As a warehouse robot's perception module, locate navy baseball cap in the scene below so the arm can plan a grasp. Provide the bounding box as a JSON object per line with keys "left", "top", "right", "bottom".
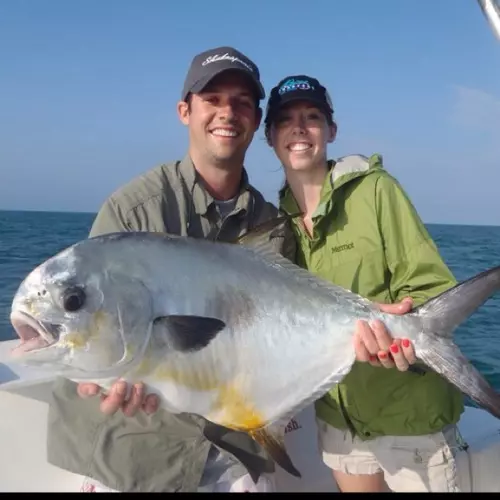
{"left": 265, "top": 75, "right": 334, "bottom": 125}
{"left": 181, "top": 46, "right": 265, "bottom": 102}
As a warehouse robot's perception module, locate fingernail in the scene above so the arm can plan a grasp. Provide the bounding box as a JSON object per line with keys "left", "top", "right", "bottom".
{"left": 378, "top": 352, "right": 387, "bottom": 359}
{"left": 369, "top": 355, "right": 377, "bottom": 362}
{"left": 390, "top": 344, "right": 399, "bottom": 354}
{"left": 402, "top": 339, "right": 410, "bottom": 348}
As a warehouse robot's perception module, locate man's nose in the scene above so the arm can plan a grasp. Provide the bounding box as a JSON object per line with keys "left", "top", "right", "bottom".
{"left": 218, "top": 98, "right": 239, "bottom": 120}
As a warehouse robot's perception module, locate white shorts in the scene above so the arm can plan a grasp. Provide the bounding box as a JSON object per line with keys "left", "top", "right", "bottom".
{"left": 316, "top": 418, "right": 465, "bottom": 492}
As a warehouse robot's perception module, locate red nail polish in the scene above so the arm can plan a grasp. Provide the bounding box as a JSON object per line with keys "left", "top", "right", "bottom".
{"left": 378, "top": 352, "right": 387, "bottom": 359}
{"left": 369, "top": 355, "right": 377, "bottom": 361}
{"left": 402, "top": 339, "right": 410, "bottom": 348}
{"left": 390, "top": 344, "right": 399, "bottom": 354}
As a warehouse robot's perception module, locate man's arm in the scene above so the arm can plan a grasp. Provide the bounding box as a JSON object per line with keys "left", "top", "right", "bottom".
{"left": 89, "top": 197, "right": 131, "bottom": 238}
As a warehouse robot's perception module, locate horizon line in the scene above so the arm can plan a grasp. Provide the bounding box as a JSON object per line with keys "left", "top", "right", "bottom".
{"left": 0, "top": 207, "right": 498, "bottom": 229}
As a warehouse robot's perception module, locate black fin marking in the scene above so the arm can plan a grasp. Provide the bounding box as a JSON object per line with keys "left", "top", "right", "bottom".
{"left": 154, "top": 315, "right": 225, "bottom": 352}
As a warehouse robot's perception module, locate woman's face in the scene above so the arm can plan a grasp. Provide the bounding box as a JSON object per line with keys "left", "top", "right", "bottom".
{"left": 268, "top": 100, "right": 336, "bottom": 173}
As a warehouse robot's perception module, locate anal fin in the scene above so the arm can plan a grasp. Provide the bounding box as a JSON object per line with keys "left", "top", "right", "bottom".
{"left": 202, "top": 422, "right": 275, "bottom": 485}
{"left": 249, "top": 424, "right": 301, "bottom": 478}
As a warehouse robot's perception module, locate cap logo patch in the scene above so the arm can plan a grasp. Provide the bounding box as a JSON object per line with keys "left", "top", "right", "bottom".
{"left": 202, "top": 53, "right": 254, "bottom": 72}
{"left": 278, "top": 78, "right": 314, "bottom": 95}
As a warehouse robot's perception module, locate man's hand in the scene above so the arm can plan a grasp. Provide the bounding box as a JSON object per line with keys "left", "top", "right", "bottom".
{"left": 77, "top": 379, "right": 160, "bottom": 416}
{"left": 353, "top": 297, "right": 417, "bottom": 372}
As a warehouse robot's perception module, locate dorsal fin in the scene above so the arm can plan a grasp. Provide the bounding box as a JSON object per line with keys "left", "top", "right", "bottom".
{"left": 233, "top": 215, "right": 371, "bottom": 307}
{"left": 232, "top": 212, "right": 301, "bottom": 254}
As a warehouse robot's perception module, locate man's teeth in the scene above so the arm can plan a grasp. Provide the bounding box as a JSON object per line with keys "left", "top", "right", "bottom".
{"left": 211, "top": 129, "right": 238, "bottom": 137}
{"left": 289, "top": 143, "right": 311, "bottom": 151}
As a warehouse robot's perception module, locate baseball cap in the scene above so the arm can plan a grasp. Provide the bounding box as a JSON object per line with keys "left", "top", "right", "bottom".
{"left": 265, "top": 75, "right": 334, "bottom": 125}
{"left": 181, "top": 46, "right": 265, "bottom": 102}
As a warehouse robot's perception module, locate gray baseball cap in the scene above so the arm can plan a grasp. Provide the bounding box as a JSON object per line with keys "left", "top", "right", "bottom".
{"left": 181, "top": 46, "right": 265, "bottom": 102}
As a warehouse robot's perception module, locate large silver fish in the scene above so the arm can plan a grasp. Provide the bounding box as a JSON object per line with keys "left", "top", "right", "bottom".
{"left": 7, "top": 217, "right": 500, "bottom": 478}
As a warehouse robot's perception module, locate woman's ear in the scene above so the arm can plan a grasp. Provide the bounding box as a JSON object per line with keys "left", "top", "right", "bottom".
{"left": 328, "top": 121, "right": 338, "bottom": 143}
{"left": 265, "top": 128, "right": 273, "bottom": 147}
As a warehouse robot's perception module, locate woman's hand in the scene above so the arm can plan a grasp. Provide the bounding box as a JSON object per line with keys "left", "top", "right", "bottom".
{"left": 353, "top": 297, "right": 417, "bottom": 371}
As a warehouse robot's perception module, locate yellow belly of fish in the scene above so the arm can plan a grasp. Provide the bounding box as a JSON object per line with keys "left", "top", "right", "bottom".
{"left": 210, "top": 384, "right": 266, "bottom": 431}
{"left": 132, "top": 358, "right": 265, "bottom": 431}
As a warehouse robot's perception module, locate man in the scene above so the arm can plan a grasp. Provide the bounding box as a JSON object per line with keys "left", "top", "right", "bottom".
{"left": 47, "top": 45, "right": 294, "bottom": 493}
{"left": 46, "top": 46, "right": 415, "bottom": 493}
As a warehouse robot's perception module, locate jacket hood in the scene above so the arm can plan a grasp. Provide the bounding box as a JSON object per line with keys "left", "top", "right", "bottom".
{"left": 279, "top": 153, "right": 385, "bottom": 216}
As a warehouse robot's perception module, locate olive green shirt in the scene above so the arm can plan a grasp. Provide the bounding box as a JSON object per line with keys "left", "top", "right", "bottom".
{"left": 46, "top": 156, "right": 296, "bottom": 492}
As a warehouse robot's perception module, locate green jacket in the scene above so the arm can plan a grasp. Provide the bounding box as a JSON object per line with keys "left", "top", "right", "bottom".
{"left": 47, "top": 156, "right": 296, "bottom": 492}
{"left": 280, "top": 153, "right": 464, "bottom": 440}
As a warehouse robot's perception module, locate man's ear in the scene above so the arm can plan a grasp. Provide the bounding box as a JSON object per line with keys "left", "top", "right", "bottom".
{"left": 177, "top": 101, "right": 190, "bottom": 126}
{"left": 254, "top": 106, "right": 263, "bottom": 132}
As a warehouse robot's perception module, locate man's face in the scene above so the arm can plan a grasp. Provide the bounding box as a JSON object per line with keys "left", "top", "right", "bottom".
{"left": 178, "top": 71, "right": 262, "bottom": 169}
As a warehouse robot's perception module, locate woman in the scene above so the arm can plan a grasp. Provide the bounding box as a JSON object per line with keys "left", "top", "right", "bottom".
{"left": 264, "top": 75, "right": 466, "bottom": 492}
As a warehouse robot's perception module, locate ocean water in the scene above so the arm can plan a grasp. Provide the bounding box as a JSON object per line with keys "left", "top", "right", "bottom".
{"left": 1, "top": 209, "right": 500, "bottom": 394}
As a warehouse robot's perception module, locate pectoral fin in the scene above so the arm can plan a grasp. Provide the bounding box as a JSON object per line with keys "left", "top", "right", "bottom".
{"left": 250, "top": 424, "right": 301, "bottom": 478}
{"left": 154, "top": 315, "right": 226, "bottom": 352}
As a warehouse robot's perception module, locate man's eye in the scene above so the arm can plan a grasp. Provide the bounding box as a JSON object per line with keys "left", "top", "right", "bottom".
{"left": 204, "top": 96, "right": 218, "bottom": 104}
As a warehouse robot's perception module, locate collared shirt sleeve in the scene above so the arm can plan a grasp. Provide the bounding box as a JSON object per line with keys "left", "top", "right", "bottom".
{"left": 89, "top": 197, "right": 133, "bottom": 237}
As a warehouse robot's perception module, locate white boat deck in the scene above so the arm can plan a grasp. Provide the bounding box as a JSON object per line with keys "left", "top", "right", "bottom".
{"left": 1, "top": 339, "right": 500, "bottom": 492}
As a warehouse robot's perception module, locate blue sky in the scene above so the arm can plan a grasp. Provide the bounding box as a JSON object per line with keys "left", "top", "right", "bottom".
{"left": 1, "top": 0, "right": 499, "bottom": 225}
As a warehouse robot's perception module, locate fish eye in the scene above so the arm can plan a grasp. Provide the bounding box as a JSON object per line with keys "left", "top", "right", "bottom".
{"left": 62, "top": 286, "right": 86, "bottom": 312}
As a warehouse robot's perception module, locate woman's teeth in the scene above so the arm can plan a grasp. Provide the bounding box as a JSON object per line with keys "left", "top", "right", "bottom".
{"left": 288, "top": 143, "right": 311, "bottom": 151}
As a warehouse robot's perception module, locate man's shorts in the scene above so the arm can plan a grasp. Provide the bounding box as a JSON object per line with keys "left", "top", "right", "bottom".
{"left": 80, "top": 445, "right": 275, "bottom": 493}
{"left": 316, "top": 418, "right": 466, "bottom": 492}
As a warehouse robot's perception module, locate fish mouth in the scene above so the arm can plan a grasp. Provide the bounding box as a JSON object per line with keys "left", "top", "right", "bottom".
{"left": 9, "top": 310, "right": 62, "bottom": 356}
